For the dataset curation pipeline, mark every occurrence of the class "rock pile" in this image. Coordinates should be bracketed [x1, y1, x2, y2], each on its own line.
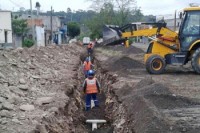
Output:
[0, 44, 86, 133]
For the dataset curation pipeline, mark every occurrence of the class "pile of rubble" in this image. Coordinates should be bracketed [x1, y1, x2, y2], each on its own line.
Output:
[0, 44, 86, 133]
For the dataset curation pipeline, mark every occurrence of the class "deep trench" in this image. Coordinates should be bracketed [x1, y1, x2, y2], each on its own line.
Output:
[79, 55, 116, 133]
[39, 51, 122, 133]
[35, 46, 200, 133]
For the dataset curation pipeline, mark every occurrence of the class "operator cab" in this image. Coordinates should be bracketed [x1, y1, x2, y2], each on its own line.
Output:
[179, 7, 200, 52]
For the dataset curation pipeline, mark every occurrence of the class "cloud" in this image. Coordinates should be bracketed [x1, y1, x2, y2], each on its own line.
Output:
[137, 0, 200, 15]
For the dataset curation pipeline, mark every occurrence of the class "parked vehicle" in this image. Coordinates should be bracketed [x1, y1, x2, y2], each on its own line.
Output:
[83, 37, 90, 45]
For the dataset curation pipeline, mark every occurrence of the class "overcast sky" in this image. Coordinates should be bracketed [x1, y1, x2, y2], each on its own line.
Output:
[0, 0, 200, 15]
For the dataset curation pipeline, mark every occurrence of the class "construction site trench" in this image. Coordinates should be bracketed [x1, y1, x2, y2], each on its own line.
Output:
[1, 43, 200, 133]
[51, 44, 200, 133]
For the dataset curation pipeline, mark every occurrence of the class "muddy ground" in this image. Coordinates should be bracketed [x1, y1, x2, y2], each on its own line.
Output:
[1, 43, 200, 133]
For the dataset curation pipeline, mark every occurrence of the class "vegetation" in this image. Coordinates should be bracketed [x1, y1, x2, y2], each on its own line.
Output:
[12, 19, 29, 36]
[22, 38, 34, 48]
[84, 0, 146, 39]
[67, 22, 81, 38]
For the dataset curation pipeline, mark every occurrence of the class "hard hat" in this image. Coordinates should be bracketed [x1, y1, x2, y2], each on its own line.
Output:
[87, 70, 95, 78]
[85, 57, 89, 61]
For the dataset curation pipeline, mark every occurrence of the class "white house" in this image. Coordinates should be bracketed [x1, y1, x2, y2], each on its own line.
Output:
[0, 11, 12, 47]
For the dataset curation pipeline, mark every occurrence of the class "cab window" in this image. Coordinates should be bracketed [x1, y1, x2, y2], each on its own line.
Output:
[182, 11, 200, 35]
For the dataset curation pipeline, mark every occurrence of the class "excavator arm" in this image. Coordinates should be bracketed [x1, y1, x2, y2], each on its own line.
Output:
[102, 22, 178, 49]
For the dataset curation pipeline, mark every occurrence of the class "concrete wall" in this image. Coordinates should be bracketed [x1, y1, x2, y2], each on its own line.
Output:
[0, 11, 12, 44]
[13, 35, 22, 48]
[35, 26, 45, 46]
[18, 14, 61, 32]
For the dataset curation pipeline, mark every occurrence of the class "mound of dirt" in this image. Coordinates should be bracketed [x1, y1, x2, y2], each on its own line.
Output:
[0, 44, 88, 133]
[102, 45, 144, 54]
[108, 56, 144, 72]
[107, 77, 200, 132]
[104, 56, 145, 76]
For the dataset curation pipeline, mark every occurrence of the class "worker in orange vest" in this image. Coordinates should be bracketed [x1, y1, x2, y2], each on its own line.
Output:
[82, 70, 100, 111]
[83, 57, 94, 78]
[87, 42, 94, 55]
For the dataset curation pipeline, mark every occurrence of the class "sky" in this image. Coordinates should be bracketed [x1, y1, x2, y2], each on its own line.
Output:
[0, 0, 200, 15]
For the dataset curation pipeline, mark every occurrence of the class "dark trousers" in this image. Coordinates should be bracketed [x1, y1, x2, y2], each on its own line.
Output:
[85, 93, 99, 111]
[88, 48, 93, 55]
[84, 70, 89, 78]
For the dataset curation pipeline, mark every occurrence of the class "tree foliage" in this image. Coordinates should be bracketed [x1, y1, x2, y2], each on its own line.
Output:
[85, 0, 144, 39]
[67, 22, 81, 38]
[12, 19, 29, 36]
[22, 38, 34, 48]
[88, 0, 139, 25]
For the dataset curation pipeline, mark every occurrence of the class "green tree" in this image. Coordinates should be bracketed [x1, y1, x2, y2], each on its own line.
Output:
[88, 0, 136, 26]
[85, 2, 117, 39]
[67, 22, 80, 38]
[12, 19, 29, 36]
[85, 0, 143, 38]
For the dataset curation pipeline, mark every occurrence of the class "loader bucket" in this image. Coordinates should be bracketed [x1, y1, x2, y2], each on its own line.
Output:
[103, 25, 120, 40]
[101, 25, 125, 46]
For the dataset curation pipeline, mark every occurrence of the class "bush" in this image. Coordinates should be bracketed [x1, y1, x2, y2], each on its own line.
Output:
[67, 22, 80, 38]
[22, 38, 34, 48]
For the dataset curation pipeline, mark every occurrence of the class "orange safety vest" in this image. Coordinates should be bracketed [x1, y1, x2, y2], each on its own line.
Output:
[86, 78, 98, 94]
[84, 61, 91, 70]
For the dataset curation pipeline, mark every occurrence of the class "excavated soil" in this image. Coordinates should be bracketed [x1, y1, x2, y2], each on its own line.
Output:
[95, 44, 200, 133]
[105, 56, 144, 76]
[102, 45, 144, 54]
[2, 42, 200, 133]
[0, 43, 89, 133]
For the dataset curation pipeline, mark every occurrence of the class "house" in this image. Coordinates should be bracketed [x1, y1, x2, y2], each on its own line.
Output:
[14, 13, 62, 45]
[0, 11, 12, 48]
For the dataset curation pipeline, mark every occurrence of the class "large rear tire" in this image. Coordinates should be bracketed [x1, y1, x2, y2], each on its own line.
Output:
[191, 48, 200, 74]
[146, 55, 166, 74]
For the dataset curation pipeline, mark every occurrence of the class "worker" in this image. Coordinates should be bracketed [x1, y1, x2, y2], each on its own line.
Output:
[87, 42, 94, 55]
[82, 70, 100, 111]
[83, 57, 93, 78]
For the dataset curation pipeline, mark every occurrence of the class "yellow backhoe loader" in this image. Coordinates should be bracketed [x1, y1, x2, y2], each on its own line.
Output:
[102, 6, 200, 74]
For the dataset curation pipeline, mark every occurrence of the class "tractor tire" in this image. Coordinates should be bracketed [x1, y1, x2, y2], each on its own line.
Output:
[191, 47, 200, 74]
[146, 55, 166, 74]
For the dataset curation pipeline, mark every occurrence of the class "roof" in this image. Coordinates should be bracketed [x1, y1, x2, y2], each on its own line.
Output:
[184, 7, 200, 11]
[0, 10, 11, 12]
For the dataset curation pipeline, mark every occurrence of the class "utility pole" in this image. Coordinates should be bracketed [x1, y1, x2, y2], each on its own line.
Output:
[174, 10, 177, 31]
[30, 0, 36, 44]
[51, 6, 53, 44]
[71, 11, 72, 21]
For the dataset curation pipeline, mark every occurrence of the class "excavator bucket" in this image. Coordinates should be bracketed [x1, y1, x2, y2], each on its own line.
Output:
[101, 25, 125, 46]
[100, 22, 166, 46]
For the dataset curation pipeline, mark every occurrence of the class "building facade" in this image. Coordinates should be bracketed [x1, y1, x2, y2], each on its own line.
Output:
[0, 11, 12, 47]
[17, 14, 62, 45]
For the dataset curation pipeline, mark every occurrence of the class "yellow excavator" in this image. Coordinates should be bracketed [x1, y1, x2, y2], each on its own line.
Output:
[102, 6, 200, 74]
